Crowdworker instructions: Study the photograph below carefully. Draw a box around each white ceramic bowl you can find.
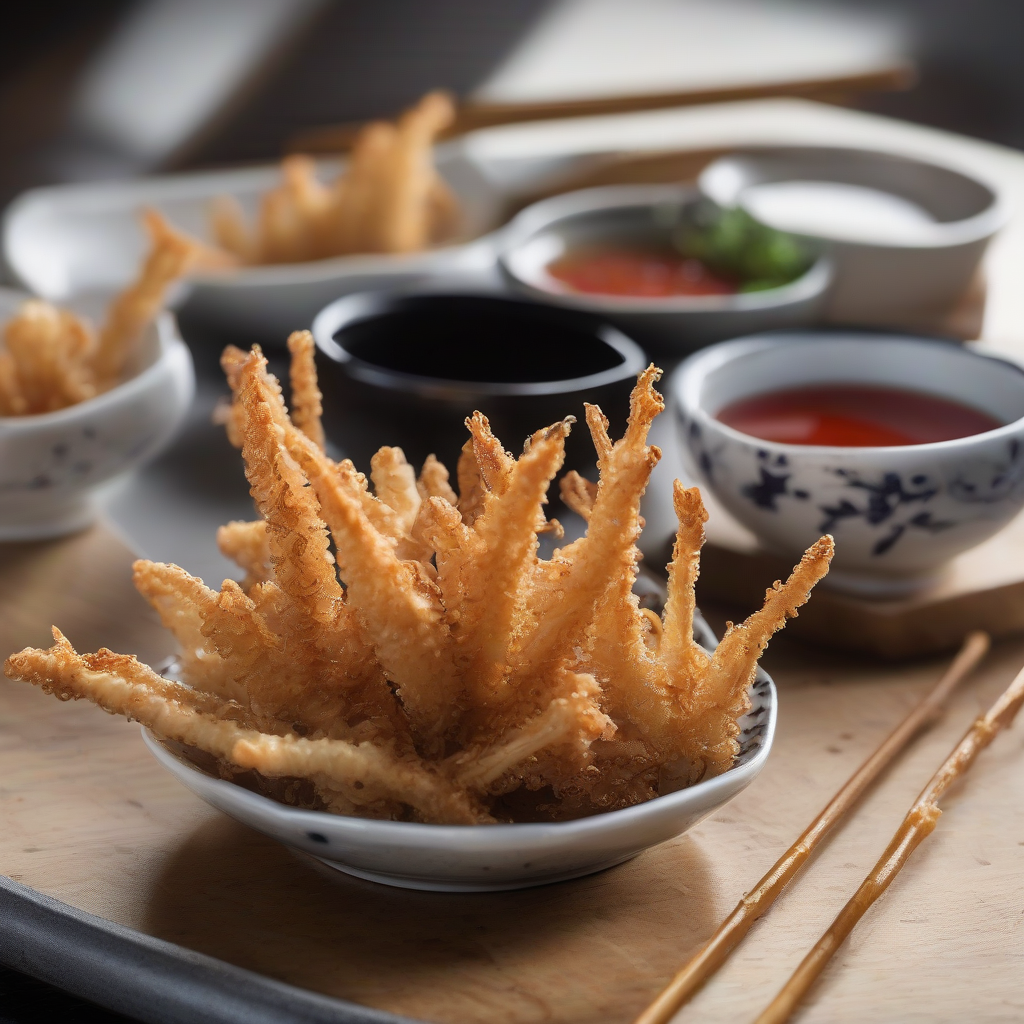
[143,630,776,893]
[672,332,1024,593]
[0,289,194,540]
[699,147,1008,327]
[499,184,832,352]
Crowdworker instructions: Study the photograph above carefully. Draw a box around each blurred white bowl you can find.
[672,332,1024,594]
[143,622,776,892]
[0,289,194,540]
[499,184,831,352]
[699,147,1008,327]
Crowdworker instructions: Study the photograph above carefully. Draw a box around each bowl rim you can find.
[498,182,833,314]
[697,144,1010,251]
[311,288,650,399]
[0,304,187,435]
[672,330,1024,455]
[141,666,776,847]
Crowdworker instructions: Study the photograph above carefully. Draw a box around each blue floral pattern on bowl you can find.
[672,332,1024,585]
[0,293,194,540]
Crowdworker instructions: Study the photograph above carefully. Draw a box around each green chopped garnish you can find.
[671,201,813,290]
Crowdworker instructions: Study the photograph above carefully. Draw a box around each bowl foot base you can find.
[0,495,97,541]
[823,566,945,599]
[307,852,637,892]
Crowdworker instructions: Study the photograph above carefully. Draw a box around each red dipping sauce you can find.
[716,384,1002,447]
[547,246,736,298]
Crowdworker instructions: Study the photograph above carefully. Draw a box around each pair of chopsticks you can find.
[635,630,1024,1024]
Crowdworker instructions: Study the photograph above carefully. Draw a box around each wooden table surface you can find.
[4,100,1024,1023]
[2,526,1022,1024]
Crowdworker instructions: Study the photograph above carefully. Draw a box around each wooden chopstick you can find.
[286,66,915,155]
[754,652,1024,1024]
[633,631,990,1024]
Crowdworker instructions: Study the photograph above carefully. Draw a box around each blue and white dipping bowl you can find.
[672,332,1024,594]
[0,289,194,540]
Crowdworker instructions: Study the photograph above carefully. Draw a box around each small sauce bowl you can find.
[699,146,1007,327]
[311,290,647,476]
[672,331,1024,594]
[499,184,831,352]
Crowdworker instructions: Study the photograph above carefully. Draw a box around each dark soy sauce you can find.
[336,296,625,383]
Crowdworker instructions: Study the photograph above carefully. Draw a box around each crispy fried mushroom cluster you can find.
[209,91,458,264]
[0,209,205,416]
[4,347,833,823]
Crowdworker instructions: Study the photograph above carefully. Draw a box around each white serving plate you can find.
[143,615,777,892]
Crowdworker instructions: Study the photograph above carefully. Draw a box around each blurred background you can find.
[1,0,1023,216]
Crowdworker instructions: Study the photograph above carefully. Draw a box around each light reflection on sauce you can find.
[547,246,736,298]
[716,384,1002,447]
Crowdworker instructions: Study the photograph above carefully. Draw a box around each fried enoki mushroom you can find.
[4,348,834,824]
[285,329,325,451]
[209,91,457,264]
[0,208,204,417]
[7,629,484,824]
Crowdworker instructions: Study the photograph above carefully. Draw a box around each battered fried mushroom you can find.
[7,630,482,823]
[4,349,833,823]
[209,91,457,264]
[0,209,202,417]
[285,330,325,451]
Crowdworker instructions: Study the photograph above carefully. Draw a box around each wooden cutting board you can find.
[2,524,1023,1024]
[695,510,1024,660]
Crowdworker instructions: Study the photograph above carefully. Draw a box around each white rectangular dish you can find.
[2,140,598,341]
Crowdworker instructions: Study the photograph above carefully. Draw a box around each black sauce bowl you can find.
[310,291,648,480]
